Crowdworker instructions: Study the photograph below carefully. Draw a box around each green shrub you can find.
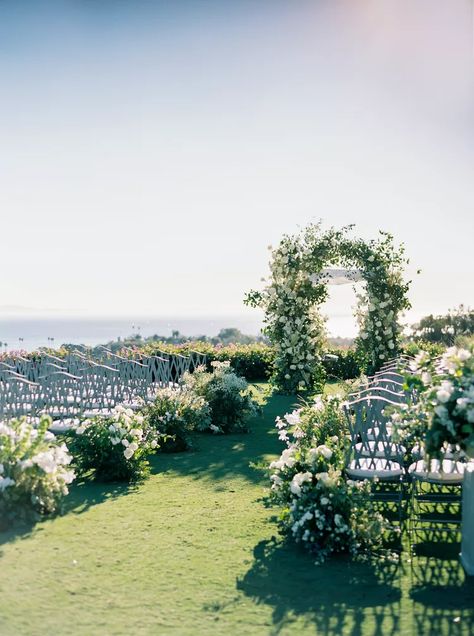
[183,362,260,433]
[323,349,362,381]
[0,415,75,527]
[401,340,445,358]
[144,388,211,452]
[130,341,366,384]
[133,342,275,381]
[66,406,161,482]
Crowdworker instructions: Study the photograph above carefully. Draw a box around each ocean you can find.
[0,313,360,353]
[0,316,266,353]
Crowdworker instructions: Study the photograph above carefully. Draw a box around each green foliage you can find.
[323,348,362,381]
[131,341,276,381]
[144,388,211,452]
[66,407,161,482]
[183,362,261,433]
[401,340,445,358]
[411,305,474,345]
[0,415,75,527]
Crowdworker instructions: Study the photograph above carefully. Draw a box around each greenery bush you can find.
[127,341,365,384]
[183,362,260,433]
[132,341,275,381]
[401,340,445,358]
[144,388,211,452]
[410,305,474,345]
[323,348,362,381]
[66,406,161,482]
[0,415,75,527]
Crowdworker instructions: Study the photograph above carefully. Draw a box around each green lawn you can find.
[0,385,473,635]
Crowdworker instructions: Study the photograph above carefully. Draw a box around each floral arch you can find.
[245,224,412,393]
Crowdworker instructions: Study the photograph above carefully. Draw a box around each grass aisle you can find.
[1,387,473,635]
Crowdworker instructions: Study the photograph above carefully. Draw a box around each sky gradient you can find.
[1,1,473,336]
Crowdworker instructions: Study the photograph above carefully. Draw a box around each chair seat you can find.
[82,409,116,418]
[121,401,144,411]
[355,441,405,459]
[410,444,424,459]
[408,459,465,484]
[41,409,79,418]
[346,458,403,480]
[48,418,81,433]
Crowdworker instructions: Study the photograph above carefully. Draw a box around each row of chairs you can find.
[343,355,466,540]
[0,347,207,430]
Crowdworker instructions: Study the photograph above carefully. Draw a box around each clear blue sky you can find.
[1,1,473,335]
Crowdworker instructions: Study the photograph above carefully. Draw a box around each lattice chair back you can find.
[173,354,191,383]
[65,351,89,376]
[1,375,41,419]
[157,350,185,385]
[343,396,405,482]
[13,355,33,379]
[147,355,171,388]
[367,376,406,394]
[348,386,407,405]
[38,371,83,419]
[188,350,207,372]
[79,363,120,413]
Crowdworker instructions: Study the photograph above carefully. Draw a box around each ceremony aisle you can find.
[0,386,473,635]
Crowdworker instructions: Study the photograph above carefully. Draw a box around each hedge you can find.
[4,340,440,384]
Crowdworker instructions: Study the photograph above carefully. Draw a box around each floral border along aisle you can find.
[267,394,389,564]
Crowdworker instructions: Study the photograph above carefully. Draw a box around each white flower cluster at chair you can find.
[391,346,474,459]
[77,405,154,461]
[266,393,387,563]
[0,415,75,520]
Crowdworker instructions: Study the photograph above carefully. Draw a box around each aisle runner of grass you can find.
[0,386,473,635]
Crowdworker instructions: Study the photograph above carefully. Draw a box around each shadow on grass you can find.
[408,539,474,634]
[237,536,402,636]
[149,391,297,486]
[64,477,136,515]
[0,478,135,556]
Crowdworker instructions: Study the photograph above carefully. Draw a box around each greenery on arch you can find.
[245,223,412,393]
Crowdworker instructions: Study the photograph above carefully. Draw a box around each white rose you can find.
[123,447,134,460]
[421,372,432,385]
[317,445,333,460]
[436,388,452,404]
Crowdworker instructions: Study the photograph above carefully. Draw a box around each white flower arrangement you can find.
[390,346,474,458]
[267,393,388,563]
[183,364,260,433]
[67,405,161,482]
[144,387,211,451]
[0,415,75,525]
